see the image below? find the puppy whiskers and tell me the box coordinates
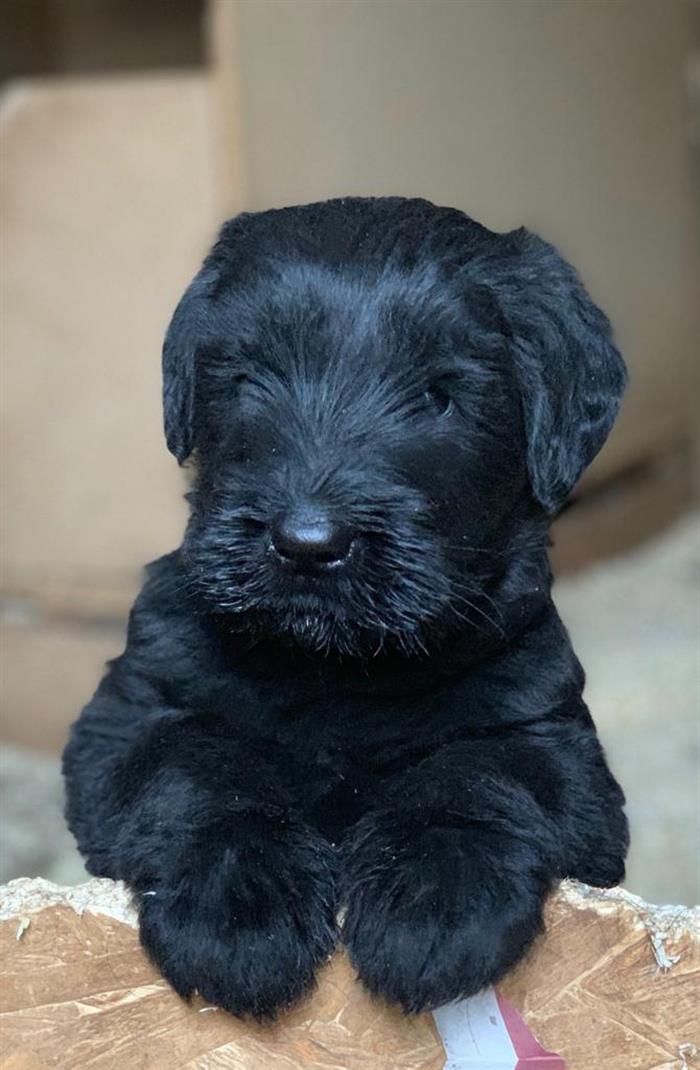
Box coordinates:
[450,589,506,640]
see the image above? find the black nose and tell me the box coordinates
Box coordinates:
[271,507,354,567]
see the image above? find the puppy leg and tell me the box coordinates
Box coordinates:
[549,723,629,888]
[342,769,553,1011]
[341,727,627,1011]
[64,705,337,1018]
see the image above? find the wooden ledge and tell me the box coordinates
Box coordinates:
[1,877,698,1069]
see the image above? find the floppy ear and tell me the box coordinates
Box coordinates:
[492,229,627,513]
[162,266,217,463]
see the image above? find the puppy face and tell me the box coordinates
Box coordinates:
[182,263,525,654]
[164,198,625,655]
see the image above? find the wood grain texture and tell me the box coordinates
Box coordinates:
[501,883,700,1070]
[1,878,698,1070]
[0,880,443,1070]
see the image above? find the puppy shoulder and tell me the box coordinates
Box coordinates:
[469,602,587,726]
[121,551,212,675]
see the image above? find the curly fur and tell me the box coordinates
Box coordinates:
[64,196,628,1018]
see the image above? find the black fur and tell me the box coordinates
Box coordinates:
[64,197,628,1018]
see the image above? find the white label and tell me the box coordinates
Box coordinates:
[433,987,518,1070]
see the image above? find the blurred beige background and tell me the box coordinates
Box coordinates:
[1,0,699,904]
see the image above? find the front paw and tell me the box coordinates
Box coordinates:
[138,821,338,1018]
[342,813,553,1012]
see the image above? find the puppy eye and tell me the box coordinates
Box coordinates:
[423,384,454,417]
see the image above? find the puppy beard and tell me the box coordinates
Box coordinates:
[241,603,370,658]
[225,603,436,660]
[181,519,454,659]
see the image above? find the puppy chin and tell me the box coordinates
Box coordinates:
[273,607,362,657]
[285,613,342,652]
[230,602,377,658]
[208,594,349,655]
[274,610,435,660]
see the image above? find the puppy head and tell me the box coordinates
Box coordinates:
[163,198,625,655]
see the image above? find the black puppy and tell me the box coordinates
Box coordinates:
[63,197,628,1018]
